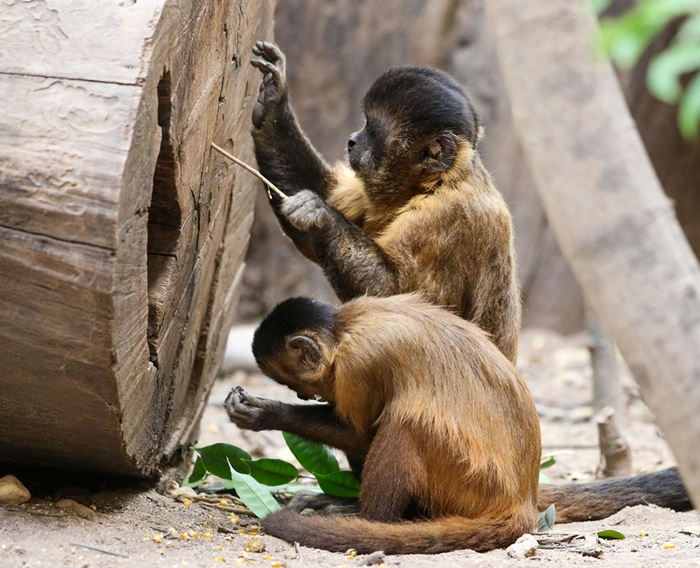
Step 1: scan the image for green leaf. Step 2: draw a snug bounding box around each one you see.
[540,456,556,469]
[648,44,700,103]
[183,456,207,486]
[227,459,281,518]
[242,458,299,486]
[537,504,556,532]
[193,443,252,479]
[597,529,626,540]
[679,71,700,140]
[283,432,340,476]
[316,471,361,498]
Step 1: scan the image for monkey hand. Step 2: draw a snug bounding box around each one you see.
[251,42,287,129]
[280,190,334,231]
[224,386,275,431]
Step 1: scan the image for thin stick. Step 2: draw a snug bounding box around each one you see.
[70,542,129,558]
[211,142,287,200]
[295,541,303,567]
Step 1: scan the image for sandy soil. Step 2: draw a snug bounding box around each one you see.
[2,328,699,568]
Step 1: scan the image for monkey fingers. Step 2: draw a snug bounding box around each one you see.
[250,43,287,129]
[280,190,334,231]
[224,386,275,431]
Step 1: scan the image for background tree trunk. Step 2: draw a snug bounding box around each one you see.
[486,0,700,506]
[0,0,273,476]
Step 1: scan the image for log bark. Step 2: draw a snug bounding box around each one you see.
[486,0,700,505]
[0,0,273,476]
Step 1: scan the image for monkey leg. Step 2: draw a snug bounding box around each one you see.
[359,422,427,522]
[224,387,371,455]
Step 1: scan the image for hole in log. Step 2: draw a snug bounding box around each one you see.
[147,70,182,367]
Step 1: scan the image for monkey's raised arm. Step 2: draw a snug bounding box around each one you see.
[250,42,334,200]
[280,190,400,301]
[224,387,371,456]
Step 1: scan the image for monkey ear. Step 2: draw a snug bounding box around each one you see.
[287,335,322,366]
[420,132,459,173]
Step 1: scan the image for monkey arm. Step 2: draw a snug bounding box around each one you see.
[279,191,400,301]
[250,42,334,199]
[224,387,371,456]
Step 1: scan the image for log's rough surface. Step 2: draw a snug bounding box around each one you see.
[0,0,273,476]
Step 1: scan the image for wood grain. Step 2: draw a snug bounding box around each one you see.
[0,0,274,476]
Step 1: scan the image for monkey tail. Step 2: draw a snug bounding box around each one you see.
[538,466,692,523]
[261,509,534,554]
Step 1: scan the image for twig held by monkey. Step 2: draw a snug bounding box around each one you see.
[225,294,541,554]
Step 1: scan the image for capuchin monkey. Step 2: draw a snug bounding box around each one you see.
[226,295,542,554]
[250,41,520,364]
[245,42,692,526]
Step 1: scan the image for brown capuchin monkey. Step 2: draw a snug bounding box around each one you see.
[246,42,692,523]
[226,294,542,554]
[250,41,520,364]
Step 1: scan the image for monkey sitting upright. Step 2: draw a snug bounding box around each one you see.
[226,294,541,554]
[250,41,520,364]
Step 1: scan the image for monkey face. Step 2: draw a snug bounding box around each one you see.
[348,66,480,203]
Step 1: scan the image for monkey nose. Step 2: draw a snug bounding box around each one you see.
[347,133,358,151]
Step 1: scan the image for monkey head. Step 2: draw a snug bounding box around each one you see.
[252,297,338,402]
[347,66,481,205]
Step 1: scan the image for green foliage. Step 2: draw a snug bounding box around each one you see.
[227,459,281,518]
[183,456,207,487]
[597,529,626,539]
[194,443,252,478]
[283,432,340,476]
[596,0,700,140]
[539,455,556,484]
[538,504,556,532]
[186,435,361,516]
[316,471,361,498]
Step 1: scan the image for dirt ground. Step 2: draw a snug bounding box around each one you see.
[2,328,699,568]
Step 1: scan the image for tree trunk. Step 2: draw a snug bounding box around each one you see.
[449,0,585,334]
[0,0,273,476]
[486,0,700,505]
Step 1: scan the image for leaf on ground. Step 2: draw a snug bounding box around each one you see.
[283,432,339,476]
[315,470,361,498]
[597,529,625,540]
[193,443,252,479]
[183,456,207,486]
[227,459,281,518]
[538,504,556,533]
[540,457,556,469]
[242,458,299,486]
[680,525,700,536]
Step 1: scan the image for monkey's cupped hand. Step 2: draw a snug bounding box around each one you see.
[280,190,334,231]
[224,386,271,431]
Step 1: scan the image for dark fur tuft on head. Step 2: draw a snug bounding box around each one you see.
[252,297,338,367]
[363,66,480,146]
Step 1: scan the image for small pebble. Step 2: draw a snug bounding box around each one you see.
[506,534,538,559]
[0,475,31,505]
